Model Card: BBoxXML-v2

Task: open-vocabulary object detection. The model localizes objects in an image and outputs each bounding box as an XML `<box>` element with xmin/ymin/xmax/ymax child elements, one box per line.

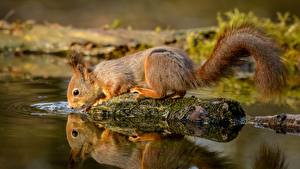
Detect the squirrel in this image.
<box><xmin>67</xmin><ymin>25</ymin><xmax>286</xmax><ymax>110</ymax></box>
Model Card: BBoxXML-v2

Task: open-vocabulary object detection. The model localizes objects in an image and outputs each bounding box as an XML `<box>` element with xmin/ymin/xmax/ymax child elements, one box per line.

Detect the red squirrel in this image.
<box><xmin>67</xmin><ymin>25</ymin><xmax>286</xmax><ymax>109</ymax></box>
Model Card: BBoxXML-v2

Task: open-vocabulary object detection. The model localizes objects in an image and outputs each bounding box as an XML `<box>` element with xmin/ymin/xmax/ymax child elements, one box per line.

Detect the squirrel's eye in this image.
<box><xmin>72</xmin><ymin>129</ymin><xmax>79</xmax><ymax>138</ymax></box>
<box><xmin>72</xmin><ymin>88</ymin><xmax>80</xmax><ymax>96</ymax></box>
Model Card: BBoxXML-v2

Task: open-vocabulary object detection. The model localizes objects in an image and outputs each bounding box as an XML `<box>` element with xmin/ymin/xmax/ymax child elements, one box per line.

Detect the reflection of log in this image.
<box><xmin>249</xmin><ymin>114</ymin><xmax>300</xmax><ymax>135</ymax></box>
<box><xmin>0</xmin><ymin>20</ymin><xmax>215</xmax><ymax>58</ymax></box>
<box><xmin>87</xmin><ymin>94</ymin><xmax>245</xmax><ymax>142</ymax></box>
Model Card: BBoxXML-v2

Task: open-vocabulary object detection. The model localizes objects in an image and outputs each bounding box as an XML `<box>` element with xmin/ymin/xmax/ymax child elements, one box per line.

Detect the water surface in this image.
<box><xmin>0</xmin><ymin>78</ymin><xmax>299</xmax><ymax>169</ymax></box>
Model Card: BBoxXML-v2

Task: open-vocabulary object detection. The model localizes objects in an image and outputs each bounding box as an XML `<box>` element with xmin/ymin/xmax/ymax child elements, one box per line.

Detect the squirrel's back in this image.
<box><xmin>93</xmin><ymin>46</ymin><xmax>198</xmax><ymax>89</ymax></box>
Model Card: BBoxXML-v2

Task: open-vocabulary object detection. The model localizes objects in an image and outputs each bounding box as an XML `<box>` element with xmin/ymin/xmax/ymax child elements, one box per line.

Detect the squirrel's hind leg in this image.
<box><xmin>130</xmin><ymin>87</ymin><xmax>186</xmax><ymax>99</ymax></box>
<box><xmin>130</xmin><ymin>87</ymin><xmax>166</xmax><ymax>99</ymax></box>
<box><xmin>166</xmin><ymin>90</ymin><xmax>186</xmax><ymax>99</ymax></box>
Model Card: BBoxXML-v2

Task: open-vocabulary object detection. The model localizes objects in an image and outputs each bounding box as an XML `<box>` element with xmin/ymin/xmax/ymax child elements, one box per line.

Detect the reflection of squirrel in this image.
<box><xmin>66</xmin><ymin>113</ymin><xmax>234</xmax><ymax>169</ymax></box>
<box><xmin>67</xmin><ymin>25</ymin><xmax>286</xmax><ymax>109</ymax></box>
<box><xmin>66</xmin><ymin>113</ymin><xmax>288</xmax><ymax>169</ymax></box>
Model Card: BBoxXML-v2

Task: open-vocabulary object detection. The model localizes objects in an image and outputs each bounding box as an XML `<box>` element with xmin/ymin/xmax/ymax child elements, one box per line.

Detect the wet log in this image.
<box><xmin>249</xmin><ymin>114</ymin><xmax>300</xmax><ymax>135</ymax></box>
<box><xmin>87</xmin><ymin>94</ymin><xmax>246</xmax><ymax>142</ymax></box>
<box><xmin>0</xmin><ymin>20</ymin><xmax>215</xmax><ymax>58</ymax></box>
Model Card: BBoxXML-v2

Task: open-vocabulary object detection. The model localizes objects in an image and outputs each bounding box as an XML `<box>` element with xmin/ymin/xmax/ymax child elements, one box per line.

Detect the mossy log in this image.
<box><xmin>0</xmin><ymin>20</ymin><xmax>215</xmax><ymax>58</ymax></box>
<box><xmin>87</xmin><ymin>94</ymin><xmax>245</xmax><ymax>142</ymax></box>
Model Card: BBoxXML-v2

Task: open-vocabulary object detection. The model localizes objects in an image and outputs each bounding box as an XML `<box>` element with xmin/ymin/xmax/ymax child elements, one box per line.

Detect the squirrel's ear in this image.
<box><xmin>77</xmin><ymin>64</ymin><xmax>95</xmax><ymax>82</ymax></box>
<box><xmin>69</xmin><ymin>51</ymin><xmax>90</xmax><ymax>81</ymax></box>
<box><xmin>76</xmin><ymin>64</ymin><xmax>88</xmax><ymax>80</ymax></box>
<box><xmin>69</xmin><ymin>51</ymin><xmax>82</xmax><ymax>70</ymax></box>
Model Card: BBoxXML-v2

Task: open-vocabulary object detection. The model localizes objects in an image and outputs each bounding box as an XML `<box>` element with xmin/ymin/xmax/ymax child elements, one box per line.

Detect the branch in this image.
<box><xmin>249</xmin><ymin>114</ymin><xmax>300</xmax><ymax>135</ymax></box>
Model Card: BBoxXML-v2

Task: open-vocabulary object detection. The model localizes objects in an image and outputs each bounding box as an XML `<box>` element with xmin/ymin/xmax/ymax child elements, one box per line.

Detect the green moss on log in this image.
<box><xmin>87</xmin><ymin>94</ymin><xmax>245</xmax><ymax>142</ymax></box>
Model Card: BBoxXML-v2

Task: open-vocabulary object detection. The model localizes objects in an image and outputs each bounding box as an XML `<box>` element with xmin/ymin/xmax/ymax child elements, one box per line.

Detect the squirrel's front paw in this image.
<box><xmin>92</xmin><ymin>101</ymin><xmax>100</xmax><ymax>107</ymax></box>
<box><xmin>92</xmin><ymin>99</ymin><xmax>104</xmax><ymax>107</ymax></box>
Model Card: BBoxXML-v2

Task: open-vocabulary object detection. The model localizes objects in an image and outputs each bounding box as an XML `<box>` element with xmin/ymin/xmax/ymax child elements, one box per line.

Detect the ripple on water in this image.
<box><xmin>31</xmin><ymin>101</ymin><xmax>76</xmax><ymax>116</ymax></box>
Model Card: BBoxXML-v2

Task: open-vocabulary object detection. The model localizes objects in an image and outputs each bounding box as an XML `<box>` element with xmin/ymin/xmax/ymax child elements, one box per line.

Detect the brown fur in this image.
<box><xmin>67</xmin><ymin>26</ymin><xmax>286</xmax><ymax>109</ymax></box>
<box><xmin>198</xmin><ymin>25</ymin><xmax>286</xmax><ymax>93</ymax></box>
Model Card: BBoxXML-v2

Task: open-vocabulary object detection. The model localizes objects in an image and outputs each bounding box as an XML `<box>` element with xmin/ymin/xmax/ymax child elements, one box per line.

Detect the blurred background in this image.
<box><xmin>1</xmin><ymin>0</ymin><xmax>300</xmax><ymax>29</ymax></box>
<box><xmin>0</xmin><ymin>1</ymin><xmax>300</xmax><ymax>169</ymax></box>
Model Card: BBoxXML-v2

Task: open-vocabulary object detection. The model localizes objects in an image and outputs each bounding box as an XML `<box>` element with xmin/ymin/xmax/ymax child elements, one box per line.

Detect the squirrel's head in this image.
<box><xmin>67</xmin><ymin>52</ymin><xmax>105</xmax><ymax>110</ymax></box>
<box><xmin>66</xmin><ymin>113</ymin><xmax>102</xmax><ymax>168</ymax></box>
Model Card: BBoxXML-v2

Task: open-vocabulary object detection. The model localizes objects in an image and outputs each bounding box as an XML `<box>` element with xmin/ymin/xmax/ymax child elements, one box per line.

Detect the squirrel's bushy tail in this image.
<box><xmin>197</xmin><ymin>25</ymin><xmax>286</xmax><ymax>94</ymax></box>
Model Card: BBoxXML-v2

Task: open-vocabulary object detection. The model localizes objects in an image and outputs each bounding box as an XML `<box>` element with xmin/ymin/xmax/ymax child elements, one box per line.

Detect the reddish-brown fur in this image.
<box><xmin>67</xmin><ymin>25</ymin><xmax>286</xmax><ymax>109</ymax></box>
<box><xmin>198</xmin><ymin>26</ymin><xmax>286</xmax><ymax>93</ymax></box>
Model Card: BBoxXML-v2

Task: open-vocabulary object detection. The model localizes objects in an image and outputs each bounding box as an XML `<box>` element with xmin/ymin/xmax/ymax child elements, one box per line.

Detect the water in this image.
<box><xmin>0</xmin><ymin>79</ymin><xmax>69</xmax><ymax>169</ymax></box>
<box><xmin>0</xmin><ymin>78</ymin><xmax>299</xmax><ymax>169</ymax></box>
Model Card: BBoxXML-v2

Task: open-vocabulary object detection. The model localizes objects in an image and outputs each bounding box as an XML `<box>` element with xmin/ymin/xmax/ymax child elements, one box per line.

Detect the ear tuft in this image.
<box><xmin>69</xmin><ymin>51</ymin><xmax>87</xmax><ymax>80</ymax></box>
<box><xmin>69</xmin><ymin>51</ymin><xmax>84</xmax><ymax>70</ymax></box>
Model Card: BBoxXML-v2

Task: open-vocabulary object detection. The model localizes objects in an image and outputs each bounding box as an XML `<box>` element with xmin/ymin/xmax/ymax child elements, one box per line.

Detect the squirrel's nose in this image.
<box><xmin>67</xmin><ymin>104</ymin><xmax>74</xmax><ymax>110</ymax></box>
